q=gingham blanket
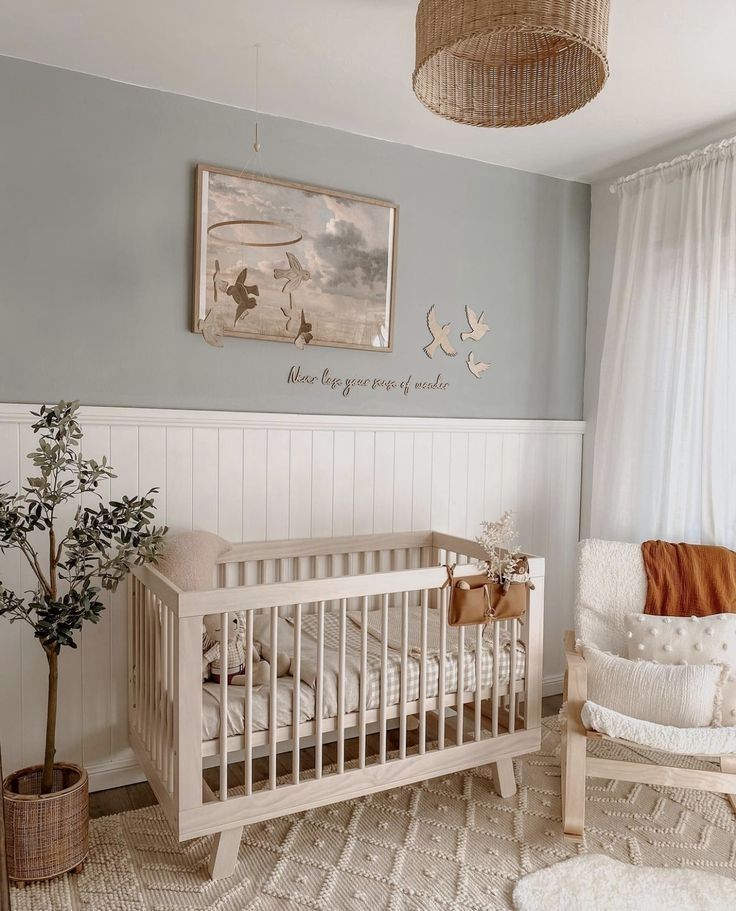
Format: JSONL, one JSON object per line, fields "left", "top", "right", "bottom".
{"left": 202, "top": 606, "right": 525, "bottom": 739}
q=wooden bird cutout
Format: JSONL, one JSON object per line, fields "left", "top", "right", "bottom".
{"left": 423, "top": 306, "right": 457, "bottom": 358}
{"left": 213, "top": 259, "right": 223, "bottom": 303}
{"left": 227, "top": 268, "right": 260, "bottom": 324}
{"left": 466, "top": 351, "right": 491, "bottom": 378}
{"left": 461, "top": 306, "right": 489, "bottom": 342}
{"left": 199, "top": 308, "right": 226, "bottom": 348}
{"left": 281, "top": 294, "right": 300, "bottom": 333}
{"left": 372, "top": 323, "right": 388, "bottom": 348}
{"left": 294, "top": 310, "right": 313, "bottom": 350}
{"left": 275, "top": 252, "right": 311, "bottom": 293}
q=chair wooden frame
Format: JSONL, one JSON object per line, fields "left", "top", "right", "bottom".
{"left": 561, "top": 630, "right": 736, "bottom": 841}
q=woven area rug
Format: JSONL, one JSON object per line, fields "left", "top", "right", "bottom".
{"left": 11, "top": 717, "right": 736, "bottom": 911}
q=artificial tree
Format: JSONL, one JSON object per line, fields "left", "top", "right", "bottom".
{"left": 0, "top": 402, "right": 166, "bottom": 793}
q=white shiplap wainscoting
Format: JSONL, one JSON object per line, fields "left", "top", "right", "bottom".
{"left": 0, "top": 404, "right": 583, "bottom": 791}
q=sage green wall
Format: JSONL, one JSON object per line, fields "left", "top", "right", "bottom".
{"left": 0, "top": 56, "right": 590, "bottom": 419}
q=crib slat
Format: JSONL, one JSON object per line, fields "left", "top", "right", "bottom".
{"left": 160, "top": 601, "right": 167, "bottom": 783}
{"left": 359, "top": 596, "right": 368, "bottom": 769}
{"left": 168, "top": 604, "right": 175, "bottom": 792}
{"left": 475, "top": 624, "right": 483, "bottom": 741}
{"left": 379, "top": 594, "right": 388, "bottom": 764}
{"left": 145, "top": 589, "right": 153, "bottom": 754}
{"left": 456, "top": 624, "right": 465, "bottom": 746}
{"left": 338, "top": 598, "right": 347, "bottom": 774}
{"left": 134, "top": 580, "right": 142, "bottom": 736}
{"left": 155, "top": 598, "right": 162, "bottom": 772}
{"left": 141, "top": 587, "right": 147, "bottom": 748}
{"left": 508, "top": 618, "right": 518, "bottom": 734}
{"left": 439, "top": 585, "right": 447, "bottom": 750}
{"left": 315, "top": 600, "right": 324, "bottom": 779}
{"left": 292, "top": 603, "right": 301, "bottom": 785}
{"left": 492, "top": 620, "right": 500, "bottom": 737}
{"left": 419, "top": 588, "right": 428, "bottom": 755}
{"left": 269, "top": 608, "right": 278, "bottom": 790}
{"left": 219, "top": 611, "right": 228, "bottom": 800}
{"left": 244, "top": 611, "right": 253, "bottom": 796}
{"left": 400, "top": 591, "right": 409, "bottom": 760}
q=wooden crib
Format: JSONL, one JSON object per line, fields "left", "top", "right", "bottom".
{"left": 127, "top": 530, "right": 545, "bottom": 880}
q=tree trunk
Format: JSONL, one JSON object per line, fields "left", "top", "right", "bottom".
{"left": 41, "top": 648, "right": 58, "bottom": 794}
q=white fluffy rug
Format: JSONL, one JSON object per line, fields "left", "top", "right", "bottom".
{"left": 10, "top": 717, "right": 736, "bottom": 910}
{"left": 513, "top": 854, "right": 736, "bottom": 910}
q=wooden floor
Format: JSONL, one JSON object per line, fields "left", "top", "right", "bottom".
{"left": 89, "top": 694, "right": 563, "bottom": 819}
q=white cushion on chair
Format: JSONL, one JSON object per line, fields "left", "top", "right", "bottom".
{"left": 625, "top": 613, "right": 736, "bottom": 725}
{"left": 583, "top": 645, "right": 724, "bottom": 727}
{"left": 582, "top": 701, "right": 736, "bottom": 755}
{"left": 575, "top": 539, "right": 647, "bottom": 655}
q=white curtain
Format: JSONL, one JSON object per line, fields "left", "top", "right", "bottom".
{"left": 591, "top": 138, "right": 736, "bottom": 546}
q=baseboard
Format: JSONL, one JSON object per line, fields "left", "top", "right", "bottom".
{"left": 88, "top": 672, "right": 566, "bottom": 793}
{"left": 542, "top": 673, "right": 564, "bottom": 698}
{"left": 87, "top": 756, "right": 148, "bottom": 792}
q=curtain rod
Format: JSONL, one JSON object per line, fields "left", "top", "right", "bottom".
{"left": 609, "top": 134, "right": 736, "bottom": 194}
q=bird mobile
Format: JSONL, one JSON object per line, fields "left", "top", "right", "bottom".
{"left": 199, "top": 255, "right": 312, "bottom": 350}
{"left": 193, "top": 165, "right": 397, "bottom": 353}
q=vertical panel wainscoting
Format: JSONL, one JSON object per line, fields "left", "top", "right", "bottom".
{"left": 0, "top": 405, "right": 583, "bottom": 790}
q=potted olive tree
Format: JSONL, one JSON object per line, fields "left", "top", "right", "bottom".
{"left": 0, "top": 402, "right": 166, "bottom": 884}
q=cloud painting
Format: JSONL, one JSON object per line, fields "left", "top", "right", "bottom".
{"left": 193, "top": 166, "right": 397, "bottom": 351}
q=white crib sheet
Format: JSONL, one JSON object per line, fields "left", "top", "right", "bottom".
{"left": 201, "top": 606, "right": 526, "bottom": 741}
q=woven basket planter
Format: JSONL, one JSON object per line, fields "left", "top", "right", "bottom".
{"left": 3, "top": 763, "right": 88, "bottom": 884}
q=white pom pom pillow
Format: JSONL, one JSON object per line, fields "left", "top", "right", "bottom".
{"left": 624, "top": 613, "right": 736, "bottom": 725}
{"left": 582, "top": 645, "right": 724, "bottom": 728}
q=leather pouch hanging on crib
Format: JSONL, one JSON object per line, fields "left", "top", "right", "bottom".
{"left": 444, "top": 561, "right": 533, "bottom": 627}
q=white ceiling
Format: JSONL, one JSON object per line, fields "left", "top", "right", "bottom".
{"left": 2, "top": 0, "right": 736, "bottom": 182}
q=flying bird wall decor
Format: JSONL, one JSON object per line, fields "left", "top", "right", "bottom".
{"left": 466, "top": 351, "right": 491, "bottom": 378}
{"left": 461, "top": 306, "right": 489, "bottom": 342}
{"left": 423, "top": 306, "right": 457, "bottom": 358}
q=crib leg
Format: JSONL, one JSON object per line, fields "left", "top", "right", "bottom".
{"left": 491, "top": 758, "right": 516, "bottom": 798}
{"left": 208, "top": 826, "right": 243, "bottom": 880}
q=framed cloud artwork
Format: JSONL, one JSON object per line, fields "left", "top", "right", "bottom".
{"left": 193, "top": 165, "right": 398, "bottom": 351}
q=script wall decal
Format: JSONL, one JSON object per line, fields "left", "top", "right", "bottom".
{"left": 287, "top": 366, "right": 450, "bottom": 398}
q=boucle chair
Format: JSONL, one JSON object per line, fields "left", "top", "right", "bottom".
{"left": 562, "top": 539, "right": 736, "bottom": 840}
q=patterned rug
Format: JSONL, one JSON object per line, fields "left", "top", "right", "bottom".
{"left": 11, "top": 718, "right": 736, "bottom": 911}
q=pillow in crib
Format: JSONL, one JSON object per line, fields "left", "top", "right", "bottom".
{"left": 157, "top": 530, "right": 230, "bottom": 591}
{"left": 582, "top": 644, "right": 724, "bottom": 728}
{"left": 625, "top": 613, "right": 736, "bottom": 725}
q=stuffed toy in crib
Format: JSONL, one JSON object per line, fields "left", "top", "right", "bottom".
{"left": 201, "top": 614, "right": 288, "bottom": 686}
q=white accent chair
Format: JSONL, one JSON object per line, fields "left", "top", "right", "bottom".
{"left": 562, "top": 539, "right": 736, "bottom": 841}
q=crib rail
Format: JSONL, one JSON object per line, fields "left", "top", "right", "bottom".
{"left": 127, "top": 566, "right": 181, "bottom": 826}
{"left": 128, "top": 532, "right": 543, "bottom": 841}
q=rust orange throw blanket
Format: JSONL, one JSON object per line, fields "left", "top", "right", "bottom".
{"left": 642, "top": 541, "right": 736, "bottom": 617}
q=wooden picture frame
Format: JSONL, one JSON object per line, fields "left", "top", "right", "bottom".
{"left": 193, "top": 165, "right": 398, "bottom": 352}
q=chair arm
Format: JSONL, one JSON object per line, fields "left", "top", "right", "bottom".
{"left": 563, "top": 629, "right": 588, "bottom": 704}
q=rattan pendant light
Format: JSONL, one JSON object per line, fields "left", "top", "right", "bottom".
{"left": 413, "top": 0, "right": 610, "bottom": 128}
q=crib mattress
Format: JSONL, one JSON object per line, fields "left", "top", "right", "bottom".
{"left": 202, "top": 606, "right": 525, "bottom": 741}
